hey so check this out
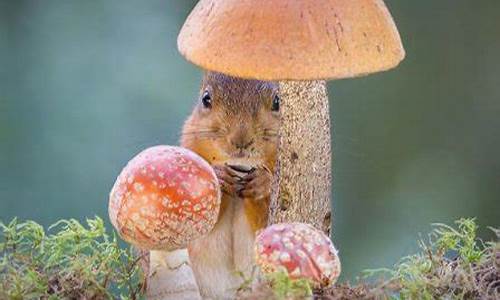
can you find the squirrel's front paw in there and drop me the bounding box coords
[238,166,272,200]
[213,164,245,197]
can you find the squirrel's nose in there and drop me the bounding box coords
[230,125,254,150]
[232,138,254,150]
[230,129,253,150]
[235,140,253,150]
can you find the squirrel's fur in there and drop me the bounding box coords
[181,72,279,299]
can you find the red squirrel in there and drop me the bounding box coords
[181,72,279,299]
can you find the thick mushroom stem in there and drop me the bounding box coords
[270,81,332,234]
[147,249,201,300]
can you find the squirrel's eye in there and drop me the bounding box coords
[271,94,280,112]
[201,90,212,108]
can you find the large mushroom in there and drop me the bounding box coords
[109,145,221,300]
[178,0,405,232]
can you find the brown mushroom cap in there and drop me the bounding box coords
[109,145,221,251]
[178,0,405,81]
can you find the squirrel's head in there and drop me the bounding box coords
[181,72,279,170]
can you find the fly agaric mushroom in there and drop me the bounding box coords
[178,0,405,233]
[109,145,221,300]
[255,223,341,287]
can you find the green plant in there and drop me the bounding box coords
[2,217,498,299]
[359,218,499,300]
[266,270,313,300]
[235,267,313,300]
[0,217,144,299]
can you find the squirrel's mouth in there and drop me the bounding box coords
[213,147,263,167]
[233,150,248,158]
[224,156,261,168]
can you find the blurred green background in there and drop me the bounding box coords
[1,1,499,281]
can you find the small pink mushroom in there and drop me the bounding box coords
[255,223,341,287]
[109,145,221,250]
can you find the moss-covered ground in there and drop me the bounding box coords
[1,218,498,299]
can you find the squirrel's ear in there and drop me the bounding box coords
[202,71,217,85]
[200,72,211,92]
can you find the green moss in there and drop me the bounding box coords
[2,217,498,299]
[266,270,313,299]
[0,217,144,299]
[345,218,499,299]
[372,219,500,299]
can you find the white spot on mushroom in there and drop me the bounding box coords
[140,206,154,216]
[134,182,144,192]
[272,234,281,242]
[270,250,281,262]
[280,252,291,262]
[274,224,286,231]
[296,249,307,259]
[290,267,301,277]
[284,242,294,250]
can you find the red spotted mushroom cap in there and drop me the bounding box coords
[255,223,341,287]
[109,145,221,250]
